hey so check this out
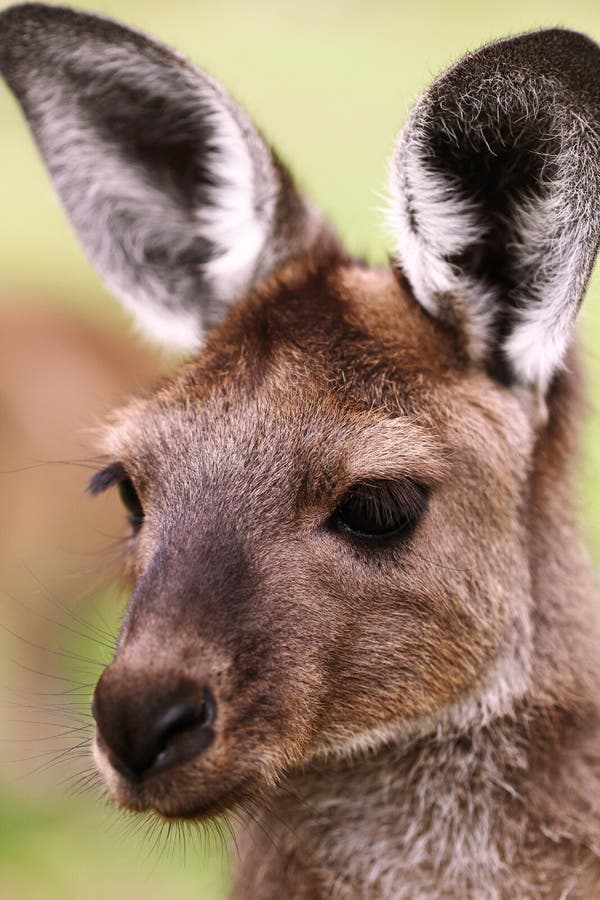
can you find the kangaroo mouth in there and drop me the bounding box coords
[93,728,259,822]
[157,778,257,822]
[142,777,260,823]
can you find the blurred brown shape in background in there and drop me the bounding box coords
[0,303,163,760]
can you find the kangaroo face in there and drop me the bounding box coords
[90,261,532,819]
[1,6,598,823]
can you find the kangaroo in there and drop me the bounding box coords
[1,5,600,897]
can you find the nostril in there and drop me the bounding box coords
[202,687,216,727]
[155,688,214,752]
[154,689,215,754]
[151,688,215,774]
[93,677,216,779]
[155,700,200,752]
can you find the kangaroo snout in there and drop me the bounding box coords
[93,669,215,780]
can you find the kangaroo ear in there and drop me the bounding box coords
[388,29,600,391]
[0,4,325,350]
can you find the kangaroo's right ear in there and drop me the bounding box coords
[0,4,326,350]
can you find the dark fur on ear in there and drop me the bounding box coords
[0,3,326,349]
[389,29,600,390]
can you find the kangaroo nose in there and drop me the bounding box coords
[92,671,215,779]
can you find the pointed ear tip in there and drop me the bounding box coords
[0,3,68,70]
[0,2,53,31]
[534,25,599,44]
[0,2,81,21]
[0,3,126,57]
[475,25,599,53]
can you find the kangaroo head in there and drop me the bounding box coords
[1,5,599,821]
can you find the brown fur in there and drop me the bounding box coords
[1,8,599,896]
[95,258,600,897]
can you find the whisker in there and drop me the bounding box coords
[277,781,322,819]
[0,620,105,668]
[1,721,91,743]
[238,798,282,856]
[12,568,119,651]
[0,456,106,476]
[9,740,93,781]
[8,658,96,688]
[222,813,241,860]
[2,699,92,724]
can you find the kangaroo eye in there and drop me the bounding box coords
[118,478,145,531]
[332,479,427,539]
[88,463,145,534]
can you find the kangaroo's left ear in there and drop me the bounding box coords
[388,28,600,391]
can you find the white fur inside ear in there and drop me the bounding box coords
[386,78,599,392]
[503,181,592,387]
[386,138,497,364]
[195,91,274,304]
[122,293,202,352]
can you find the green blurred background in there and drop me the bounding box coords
[1,1,599,897]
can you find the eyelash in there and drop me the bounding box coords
[118,478,145,532]
[88,466,426,545]
[330,478,428,541]
[88,463,145,534]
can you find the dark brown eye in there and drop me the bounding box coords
[118,477,144,531]
[332,479,427,539]
[88,463,145,534]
